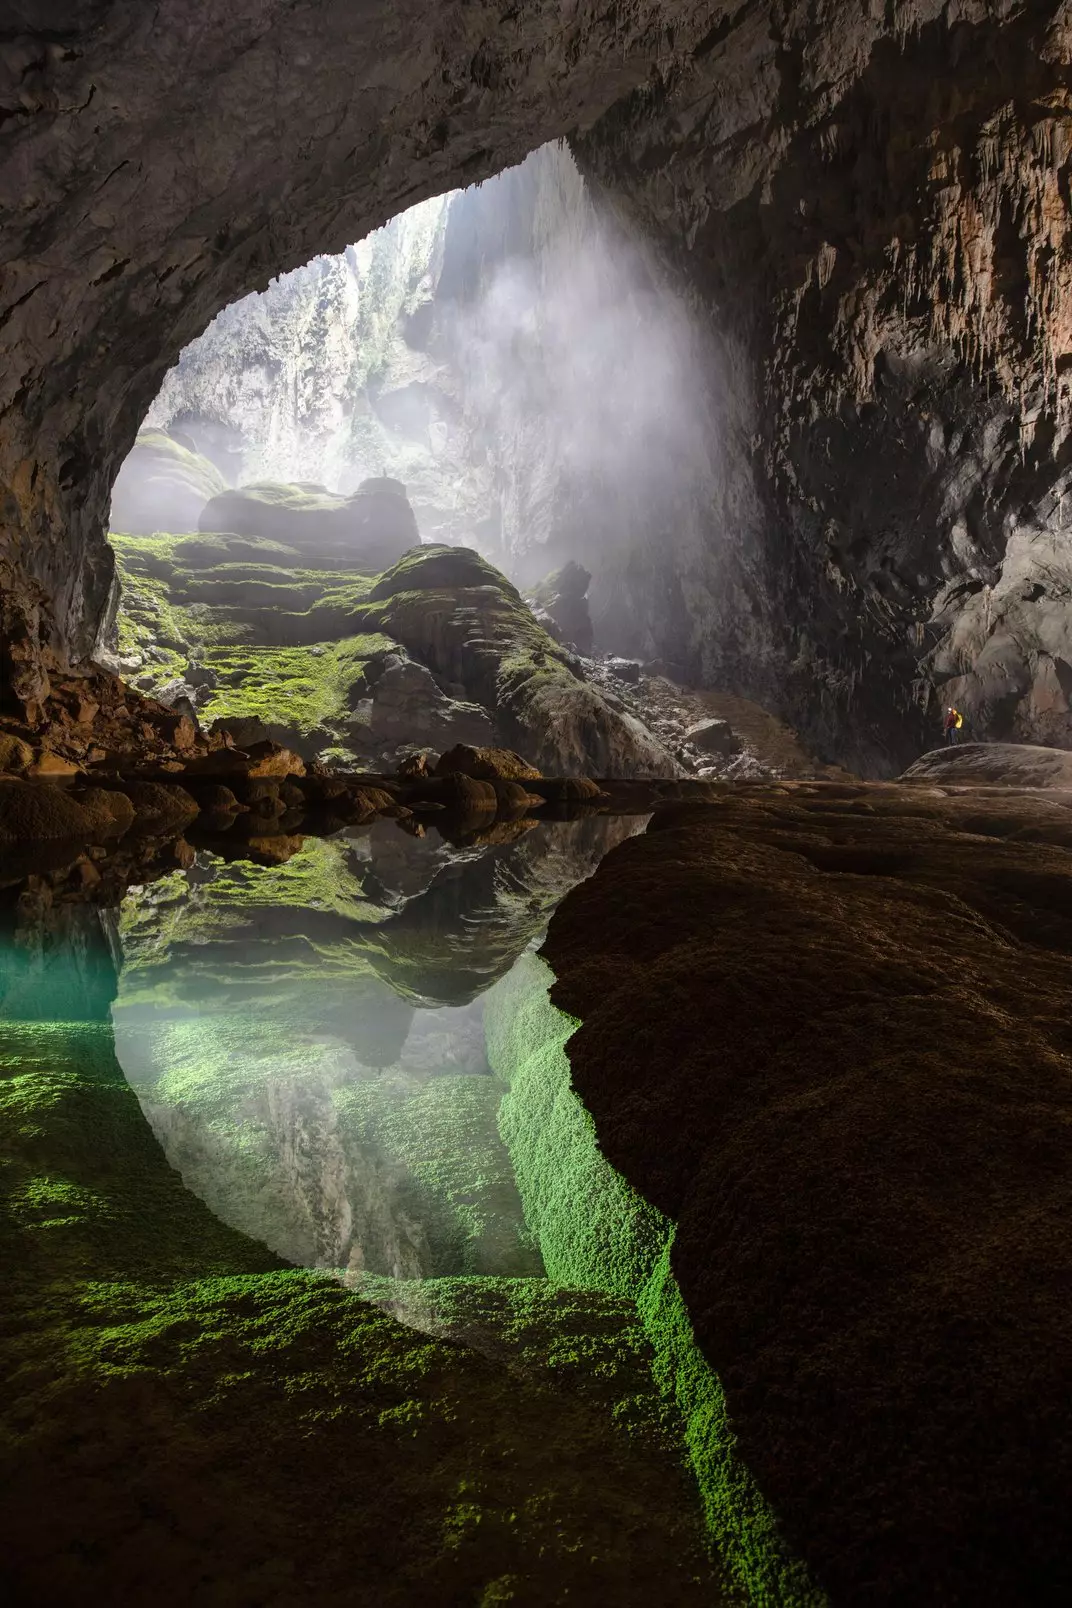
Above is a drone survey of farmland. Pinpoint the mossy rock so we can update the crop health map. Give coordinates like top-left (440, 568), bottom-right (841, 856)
top-left (109, 428), bottom-right (227, 535)
top-left (76, 787), bottom-right (136, 837)
top-left (367, 543), bottom-right (517, 600)
top-left (113, 780), bottom-right (199, 829)
top-left (199, 478), bottom-right (418, 571)
top-left (0, 733), bottom-right (34, 774)
top-left (0, 779), bottom-right (93, 841)
top-left (435, 744), bottom-right (541, 781)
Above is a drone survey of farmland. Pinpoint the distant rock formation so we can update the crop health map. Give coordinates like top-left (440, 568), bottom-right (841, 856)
top-left (110, 492), bottom-right (677, 776)
top-left (526, 561), bottom-right (593, 655)
top-left (199, 476), bottom-right (419, 570)
top-left (109, 429), bottom-right (226, 535)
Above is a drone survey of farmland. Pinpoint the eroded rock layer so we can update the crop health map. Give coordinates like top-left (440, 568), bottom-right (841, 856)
top-left (542, 779), bottom-right (1072, 1604)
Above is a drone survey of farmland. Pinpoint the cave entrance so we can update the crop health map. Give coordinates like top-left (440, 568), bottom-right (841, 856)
top-left (102, 143), bottom-right (720, 778)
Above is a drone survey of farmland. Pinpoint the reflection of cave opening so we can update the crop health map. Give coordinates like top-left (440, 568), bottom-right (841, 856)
top-left (104, 141), bottom-right (720, 768)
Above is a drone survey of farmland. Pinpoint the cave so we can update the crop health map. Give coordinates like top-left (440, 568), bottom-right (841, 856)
top-left (4, 5), bottom-right (1072, 1606)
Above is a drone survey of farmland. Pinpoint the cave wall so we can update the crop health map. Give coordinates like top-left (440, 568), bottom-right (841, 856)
top-left (576, 0), bottom-right (1072, 770)
top-left (4, 2), bottom-right (1072, 772)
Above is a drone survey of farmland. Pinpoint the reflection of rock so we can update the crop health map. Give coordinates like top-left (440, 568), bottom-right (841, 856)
top-left (109, 428), bottom-right (226, 534)
top-left (367, 813), bottom-right (647, 1005)
top-left (111, 815), bottom-right (643, 1281)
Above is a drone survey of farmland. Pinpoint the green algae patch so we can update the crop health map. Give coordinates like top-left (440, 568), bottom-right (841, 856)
top-left (485, 951), bottom-right (824, 1608)
top-left (1, 938), bottom-right (720, 1605)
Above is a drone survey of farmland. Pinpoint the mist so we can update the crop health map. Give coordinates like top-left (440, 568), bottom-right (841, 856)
top-left (116, 141), bottom-right (722, 656)
top-left (440, 168), bottom-right (719, 585)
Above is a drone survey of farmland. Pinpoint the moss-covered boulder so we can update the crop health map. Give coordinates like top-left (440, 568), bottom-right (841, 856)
top-left (109, 428), bottom-right (227, 534)
top-left (359, 546), bottom-right (677, 778)
top-left (435, 744), bottom-right (542, 781)
top-left (199, 476), bottom-right (419, 570)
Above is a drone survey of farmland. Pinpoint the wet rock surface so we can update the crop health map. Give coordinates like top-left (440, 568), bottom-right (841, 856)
top-left (543, 779), bottom-right (1072, 1604)
top-left (902, 740), bottom-right (1072, 788)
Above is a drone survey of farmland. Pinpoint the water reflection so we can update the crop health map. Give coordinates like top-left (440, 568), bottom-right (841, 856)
top-left (111, 814), bottom-right (645, 1278)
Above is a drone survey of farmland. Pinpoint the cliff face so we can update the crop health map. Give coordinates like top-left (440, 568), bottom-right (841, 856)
top-left (576, 1), bottom-right (1072, 770)
top-left (4, 2), bottom-right (1072, 772)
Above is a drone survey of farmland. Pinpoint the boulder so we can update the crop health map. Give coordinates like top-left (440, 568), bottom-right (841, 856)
top-left (188, 783), bottom-right (245, 813)
top-left (199, 476), bottom-right (419, 570)
top-left (355, 654), bottom-right (495, 756)
top-left (901, 742), bottom-right (1072, 788)
top-left (435, 745), bottom-right (541, 782)
top-left (685, 718), bottom-right (744, 759)
top-left (26, 749), bottom-right (82, 780)
top-left (363, 545), bottom-right (678, 778)
top-left (76, 787), bottom-right (136, 837)
top-left (527, 561), bottom-right (594, 654)
top-left (397, 750), bottom-right (434, 780)
top-left (434, 772), bottom-right (499, 812)
top-left (117, 780), bottom-right (200, 829)
top-left (527, 775), bottom-right (604, 803)
top-left (0, 733), bottom-right (35, 774)
top-left (605, 657), bottom-right (642, 684)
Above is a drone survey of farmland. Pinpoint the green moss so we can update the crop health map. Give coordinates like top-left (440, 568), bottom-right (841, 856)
top-left (485, 952), bottom-right (824, 1607)
top-left (127, 428), bottom-right (227, 502)
top-left (197, 633), bottom-right (393, 736)
top-left (0, 928), bottom-right (718, 1601)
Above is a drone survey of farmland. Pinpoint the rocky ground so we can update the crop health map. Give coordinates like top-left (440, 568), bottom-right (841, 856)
top-left (541, 756), bottom-right (1072, 1605)
top-left (105, 452), bottom-right (677, 778)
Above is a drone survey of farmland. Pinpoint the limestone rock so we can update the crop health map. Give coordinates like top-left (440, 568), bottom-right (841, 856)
top-left (901, 743), bottom-right (1072, 789)
top-left (0, 734), bottom-right (34, 774)
top-left (543, 783), bottom-right (1072, 1602)
top-left (26, 749), bottom-right (82, 780)
top-left (0, 779), bottom-right (92, 841)
top-left (116, 780), bottom-right (200, 830)
top-left (109, 429), bottom-right (226, 535)
top-left (435, 745), bottom-right (541, 782)
top-left (526, 562), bottom-right (593, 655)
top-left (358, 654), bottom-right (495, 759)
top-left (685, 718), bottom-right (743, 760)
top-left (365, 546), bottom-right (678, 778)
top-left (199, 478), bottom-right (418, 570)
top-left (76, 786), bottom-right (136, 837)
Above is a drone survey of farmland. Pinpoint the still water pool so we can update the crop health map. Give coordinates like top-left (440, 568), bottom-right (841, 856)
top-left (111, 813), bottom-right (646, 1285)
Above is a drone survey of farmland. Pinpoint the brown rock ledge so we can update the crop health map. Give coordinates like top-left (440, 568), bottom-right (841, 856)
top-left (541, 779), bottom-right (1072, 1606)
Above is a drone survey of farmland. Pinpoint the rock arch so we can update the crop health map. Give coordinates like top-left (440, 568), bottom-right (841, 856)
top-left (0, 0), bottom-right (713, 699)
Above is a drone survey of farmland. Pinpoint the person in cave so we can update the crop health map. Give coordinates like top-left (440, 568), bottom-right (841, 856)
top-left (943, 706), bottom-right (965, 745)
